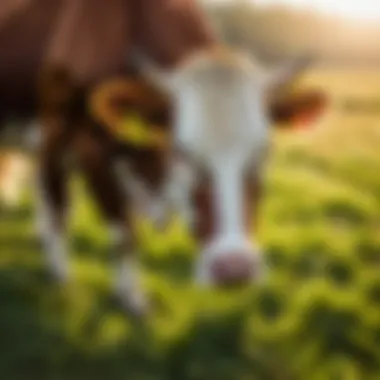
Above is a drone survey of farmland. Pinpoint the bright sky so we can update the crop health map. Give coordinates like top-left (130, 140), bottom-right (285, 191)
top-left (210, 0), bottom-right (380, 21)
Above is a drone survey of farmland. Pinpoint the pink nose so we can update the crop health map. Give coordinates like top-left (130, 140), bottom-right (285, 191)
top-left (210, 251), bottom-right (259, 287)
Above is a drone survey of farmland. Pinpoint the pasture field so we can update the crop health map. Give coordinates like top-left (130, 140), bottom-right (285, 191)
top-left (0, 68), bottom-right (380, 379)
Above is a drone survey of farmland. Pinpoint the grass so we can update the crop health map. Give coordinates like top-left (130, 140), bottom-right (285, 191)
top-left (1, 69), bottom-right (380, 379)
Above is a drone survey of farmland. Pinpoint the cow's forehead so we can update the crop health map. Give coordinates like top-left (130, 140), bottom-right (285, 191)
top-left (175, 47), bottom-right (264, 86)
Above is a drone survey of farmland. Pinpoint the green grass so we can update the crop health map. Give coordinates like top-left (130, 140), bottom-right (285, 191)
top-left (1, 99), bottom-right (380, 378)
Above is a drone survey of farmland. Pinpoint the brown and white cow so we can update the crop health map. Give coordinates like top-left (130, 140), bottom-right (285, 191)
top-left (0, 0), bottom-right (324, 316)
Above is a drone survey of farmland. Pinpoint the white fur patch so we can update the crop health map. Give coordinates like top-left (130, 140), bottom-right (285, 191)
top-left (109, 224), bottom-right (148, 314)
top-left (35, 176), bottom-right (70, 282)
top-left (113, 255), bottom-right (147, 312)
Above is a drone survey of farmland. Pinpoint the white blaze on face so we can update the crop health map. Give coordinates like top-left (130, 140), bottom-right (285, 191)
top-left (172, 51), bottom-right (270, 252)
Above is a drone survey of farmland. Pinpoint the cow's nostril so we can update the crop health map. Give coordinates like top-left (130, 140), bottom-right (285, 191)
top-left (210, 251), bottom-right (259, 287)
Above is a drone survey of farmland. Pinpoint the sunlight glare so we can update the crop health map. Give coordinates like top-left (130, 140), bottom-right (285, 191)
top-left (254, 0), bottom-right (380, 21)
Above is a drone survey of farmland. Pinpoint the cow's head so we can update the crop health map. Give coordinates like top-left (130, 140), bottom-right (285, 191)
top-left (92, 48), bottom-right (318, 283)
top-left (92, 47), bottom-right (317, 287)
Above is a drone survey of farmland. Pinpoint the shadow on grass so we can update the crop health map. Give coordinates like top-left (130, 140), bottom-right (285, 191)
top-left (0, 264), bottom-right (281, 380)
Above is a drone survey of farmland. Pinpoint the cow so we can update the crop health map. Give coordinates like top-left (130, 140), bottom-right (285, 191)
top-left (0, 0), bottom-right (325, 316)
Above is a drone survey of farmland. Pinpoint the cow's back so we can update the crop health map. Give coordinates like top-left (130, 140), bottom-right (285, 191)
top-left (46, 0), bottom-right (131, 85)
top-left (0, 0), bottom-right (132, 121)
top-left (0, 0), bottom-right (63, 119)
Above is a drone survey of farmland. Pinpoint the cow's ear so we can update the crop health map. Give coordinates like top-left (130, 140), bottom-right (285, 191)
top-left (134, 53), bottom-right (179, 96)
top-left (262, 55), bottom-right (313, 94)
top-left (268, 90), bottom-right (328, 126)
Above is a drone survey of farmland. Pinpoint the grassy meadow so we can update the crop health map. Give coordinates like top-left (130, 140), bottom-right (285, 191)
top-left (0, 68), bottom-right (380, 379)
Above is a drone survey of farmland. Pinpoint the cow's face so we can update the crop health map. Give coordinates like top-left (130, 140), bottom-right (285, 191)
top-left (142, 47), bottom-right (312, 286)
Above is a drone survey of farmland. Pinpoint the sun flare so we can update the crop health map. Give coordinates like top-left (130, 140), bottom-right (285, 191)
top-left (254, 0), bottom-right (380, 21)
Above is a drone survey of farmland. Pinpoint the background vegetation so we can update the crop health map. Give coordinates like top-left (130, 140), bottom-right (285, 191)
top-left (205, 1), bottom-right (380, 65)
